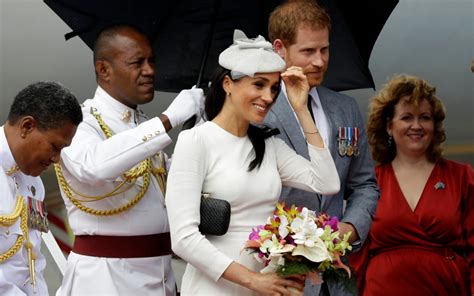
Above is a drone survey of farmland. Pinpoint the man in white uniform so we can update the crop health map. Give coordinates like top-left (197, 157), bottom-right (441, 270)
top-left (55, 25), bottom-right (203, 295)
top-left (1, 81), bottom-right (82, 295)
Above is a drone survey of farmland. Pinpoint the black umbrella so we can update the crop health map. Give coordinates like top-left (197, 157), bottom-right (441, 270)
top-left (151, 0), bottom-right (280, 92)
top-left (44, 0), bottom-right (398, 92)
top-left (43, 0), bottom-right (171, 51)
top-left (322, 0), bottom-right (399, 91)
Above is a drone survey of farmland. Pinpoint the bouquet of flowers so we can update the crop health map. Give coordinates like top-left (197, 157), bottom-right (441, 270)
top-left (244, 203), bottom-right (356, 294)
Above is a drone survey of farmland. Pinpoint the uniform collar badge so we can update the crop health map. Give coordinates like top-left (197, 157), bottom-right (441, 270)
top-left (5, 165), bottom-right (19, 176)
top-left (121, 109), bottom-right (132, 123)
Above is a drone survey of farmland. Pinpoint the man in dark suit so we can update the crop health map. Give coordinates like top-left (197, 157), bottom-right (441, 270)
top-left (264, 1), bottom-right (379, 295)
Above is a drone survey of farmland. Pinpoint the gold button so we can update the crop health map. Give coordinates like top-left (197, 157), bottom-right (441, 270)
top-left (6, 229), bottom-right (10, 235)
top-left (142, 136), bottom-right (148, 142)
top-left (155, 131), bottom-right (160, 135)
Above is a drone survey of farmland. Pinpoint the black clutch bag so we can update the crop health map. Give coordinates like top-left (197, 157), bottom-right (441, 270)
top-left (199, 193), bottom-right (231, 236)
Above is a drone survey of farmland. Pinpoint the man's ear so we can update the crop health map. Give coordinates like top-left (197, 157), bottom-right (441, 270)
top-left (273, 39), bottom-right (286, 59)
top-left (95, 60), bottom-right (112, 82)
top-left (19, 116), bottom-right (37, 137)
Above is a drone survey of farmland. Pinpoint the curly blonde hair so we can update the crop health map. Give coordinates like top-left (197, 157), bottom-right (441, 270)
top-left (367, 74), bottom-right (446, 164)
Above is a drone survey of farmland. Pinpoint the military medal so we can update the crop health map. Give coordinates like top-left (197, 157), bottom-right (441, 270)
top-left (27, 196), bottom-right (49, 232)
top-left (38, 199), bottom-right (49, 232)
top-left (346, 145), bottom-right (353, 156)
top-left (338, 127), bottom-right (347, 156)
top-left (353, 127), bottom-right (360, 156)
top-left (346, 127), bottom-right (354, 156)
top-left (27, 198), bottom-right (36, 229)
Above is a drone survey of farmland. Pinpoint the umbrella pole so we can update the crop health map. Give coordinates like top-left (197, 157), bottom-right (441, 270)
top-left (182, 0), bottom-right (222, 130)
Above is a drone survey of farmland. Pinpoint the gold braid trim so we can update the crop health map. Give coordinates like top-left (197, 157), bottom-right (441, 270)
top-left (55, 160), bottom-right (151, 216)
top-left (91, 107), bottom-right (150, 179)
top-left (0, 200), bottom-right (27, 263)
top-left (53, 107), bottom-right (153, 216)
top-left (151, 152), bottom-right (167, 194)
top-left (0, 195), bottom-right (23, 226)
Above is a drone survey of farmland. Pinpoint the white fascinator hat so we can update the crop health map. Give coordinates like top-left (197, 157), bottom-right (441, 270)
top-left (218, 29), bottom-right (286, 80)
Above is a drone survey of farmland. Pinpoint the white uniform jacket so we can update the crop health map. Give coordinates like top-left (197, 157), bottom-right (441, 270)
top-left (56, 87), bottom-right (176, 296)
top-left (0, 126), bottom-right (48, 295)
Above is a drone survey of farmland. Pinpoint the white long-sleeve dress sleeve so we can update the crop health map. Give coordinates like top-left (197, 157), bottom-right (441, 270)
top-left (166, 122), bottom-right (339, 295)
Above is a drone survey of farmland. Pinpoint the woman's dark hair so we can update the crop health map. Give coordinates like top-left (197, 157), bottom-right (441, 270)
top-left (205, 66), bottom-right (280, 171)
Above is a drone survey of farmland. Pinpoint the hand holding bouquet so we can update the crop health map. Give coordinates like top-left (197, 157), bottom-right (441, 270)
top-left (244, 203), bottom-right (356, 294)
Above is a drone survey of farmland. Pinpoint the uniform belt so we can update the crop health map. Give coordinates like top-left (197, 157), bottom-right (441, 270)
top-left (72, 233), bottom-right (172, 258)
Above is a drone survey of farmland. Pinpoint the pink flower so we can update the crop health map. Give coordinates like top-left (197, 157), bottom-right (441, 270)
top-left (249, 225), bottom-right (265, 240)
top-left (323, 216), bottom-right (339, 232)
top-left (244, 203), bottom-right (354, 291)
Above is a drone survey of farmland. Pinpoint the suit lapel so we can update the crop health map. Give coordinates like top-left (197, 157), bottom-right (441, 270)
top-left (317, 87), bottom-right (344, 211)
top-left (318, 87), bottom-right (344, 156)
top-left (272, 92), bottom-right (310, 159)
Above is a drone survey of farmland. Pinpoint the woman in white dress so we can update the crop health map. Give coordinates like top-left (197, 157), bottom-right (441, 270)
top-left (166, 30), bottom-right (340, 296)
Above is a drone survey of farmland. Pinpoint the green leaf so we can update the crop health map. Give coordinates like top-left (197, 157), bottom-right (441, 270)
top-left (323, 267), bottom-right (358, 296)
top-left (276, 260), bottom-right (317, 277)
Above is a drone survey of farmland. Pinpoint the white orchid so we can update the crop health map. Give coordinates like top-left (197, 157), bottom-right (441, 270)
top-left (260, 234), bottom-right (295, 255)
top-left (292, 236), bottom-right (332, 263)
top-left (245, 203), bottom-right (354, 291)
top-left (252, 252), bottom-right (266, 264)
top-left (291, 214), bottom-right (324, 246)
top-left (260, 253), bottom-right (286, 273)
top-left (259, 237), bottom-right (275, 254)
top-left (278, 215), bottom-right (289, 239)
top-left (301, 207), bottom-right (317, 220)
top-left (289, 208), bottom-right (331, 263)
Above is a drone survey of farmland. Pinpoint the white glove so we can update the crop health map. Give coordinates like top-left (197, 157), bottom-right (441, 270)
top-left (162, 86), bottom-right (205, 128)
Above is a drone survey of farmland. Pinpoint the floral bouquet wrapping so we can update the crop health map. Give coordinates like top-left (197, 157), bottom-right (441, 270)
top-left (244, 203), bottom-right (356, 294)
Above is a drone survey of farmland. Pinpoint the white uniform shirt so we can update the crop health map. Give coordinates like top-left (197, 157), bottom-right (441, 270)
top-left (0, 126), bottom-right (48, 296)
top-left (60, 86), bottom-right (172, 236)
top-left (57, 87), bottom-right (176, 295)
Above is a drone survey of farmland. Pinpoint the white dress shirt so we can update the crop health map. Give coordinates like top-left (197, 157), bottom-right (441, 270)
top-left (0, 126), bottom-right (48, 296)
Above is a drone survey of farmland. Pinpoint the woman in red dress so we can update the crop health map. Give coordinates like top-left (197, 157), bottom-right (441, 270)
top-left (350, 75), bottom-right (473, 295)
